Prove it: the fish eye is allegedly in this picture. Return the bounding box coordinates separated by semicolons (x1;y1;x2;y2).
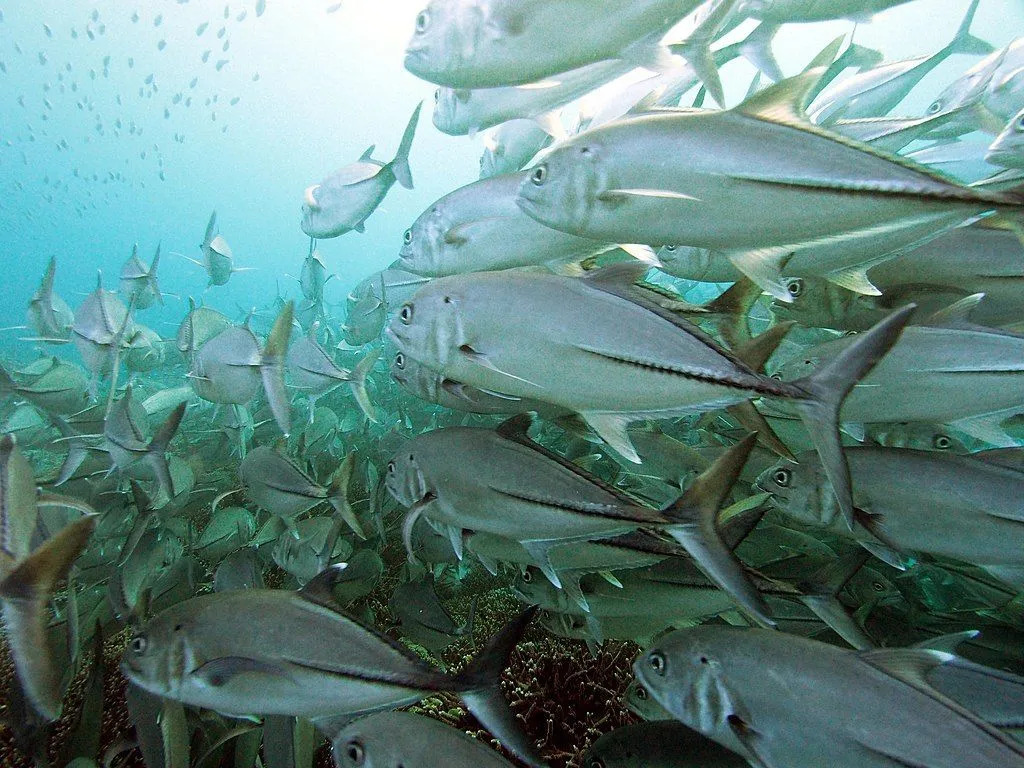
344;739;365;766
522;570;533;583
399;304;413;324
786;278;804;297
395;353;405;370
647;650;667;676
387;461;395;474
927;100;942;115
772;468;792;487
531;165;547;186
129;634;148;655
414;10;429;33
403;228;413;244
932;434;952;450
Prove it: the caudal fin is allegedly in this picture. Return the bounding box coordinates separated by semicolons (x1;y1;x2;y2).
792;305;915;531
0;515;96;720
391;103;421;190
261;301;295;436
662;434;775;628
453;606;546;768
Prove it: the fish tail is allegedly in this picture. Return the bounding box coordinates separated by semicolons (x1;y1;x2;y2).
145;402;186;500
662;434;776;628
390;102;421;191
261;301;294;436
328;453;367;539
0;515;96;721
452;606;546;768
791;304;915;531
349;347;381;424
949;0;993;57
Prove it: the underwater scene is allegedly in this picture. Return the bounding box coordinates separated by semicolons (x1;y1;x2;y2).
3;0;1024;766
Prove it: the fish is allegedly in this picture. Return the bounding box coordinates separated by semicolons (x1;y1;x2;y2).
332;711;515;768
516;68;1024;302
118;244;163;310
1;434;96;721
121;569;546;767
25;257;73;343
986;107;1024;169
386;414;777;626
188;301;293;434
582;721;748;767
238;445;364;538
287;326;378;422
634;625;1024;767
387;263;914;531
758;447;1024;587
301;104;421;239
397;172;604;277
479;120;552;178
404;0;703;89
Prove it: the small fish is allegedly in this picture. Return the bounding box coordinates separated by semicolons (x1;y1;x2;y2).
583;721;748;767
122;570;545;767
634;625;1024;768
332;711;515;768
301;104;421;239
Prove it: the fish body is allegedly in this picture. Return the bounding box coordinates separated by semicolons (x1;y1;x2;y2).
404;0;701;88
302;105;420;239
634;626;1024;768
398;173;600;276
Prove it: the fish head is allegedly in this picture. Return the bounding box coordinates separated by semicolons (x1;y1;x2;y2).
397;204;448;275
986;108;1024;170
385;443;430;507
385;279;466;371
121;604;196;698
431;86;474;135
516;141;610;235
755;456;831;527
404;1;476;83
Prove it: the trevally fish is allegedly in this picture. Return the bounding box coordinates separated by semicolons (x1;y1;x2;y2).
287;326;379;422
25;256;73;343
189;301;293;434
516;69;1024;302
386;415;777;626
987;106;1024;169
332;711;515;768
582;721;748;768
387;263;914;531
121;569;545;767
479;119;552;178
397;172;605;277
239;445;364;538
758;447;1024;587
301;104;420;239
1;434;96;720
404;0;704;89
118;244;163;310
634;625;1024;768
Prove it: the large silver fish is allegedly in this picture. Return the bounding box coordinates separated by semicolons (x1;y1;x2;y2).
398;172;603;277
189;302;293;434
25;256;73;343
121;571;545;767
118;244;163;310
387;263;914;531
332;711;515;768
757;447;1024;587
516;69;1024;301
634;625;1024;767
301;104;420;239
404;0;702;89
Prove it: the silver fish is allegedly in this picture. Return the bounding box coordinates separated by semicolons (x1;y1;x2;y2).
583;721;747;768
301;104;420;239
398;172;602;277
757;447;1024;587
388;263;914;531
517;69;1024;302
122;573;545;768
118;244;163;310
404;0;702;89
25;256;73;343
332;711;515;768
634;625;1024;767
